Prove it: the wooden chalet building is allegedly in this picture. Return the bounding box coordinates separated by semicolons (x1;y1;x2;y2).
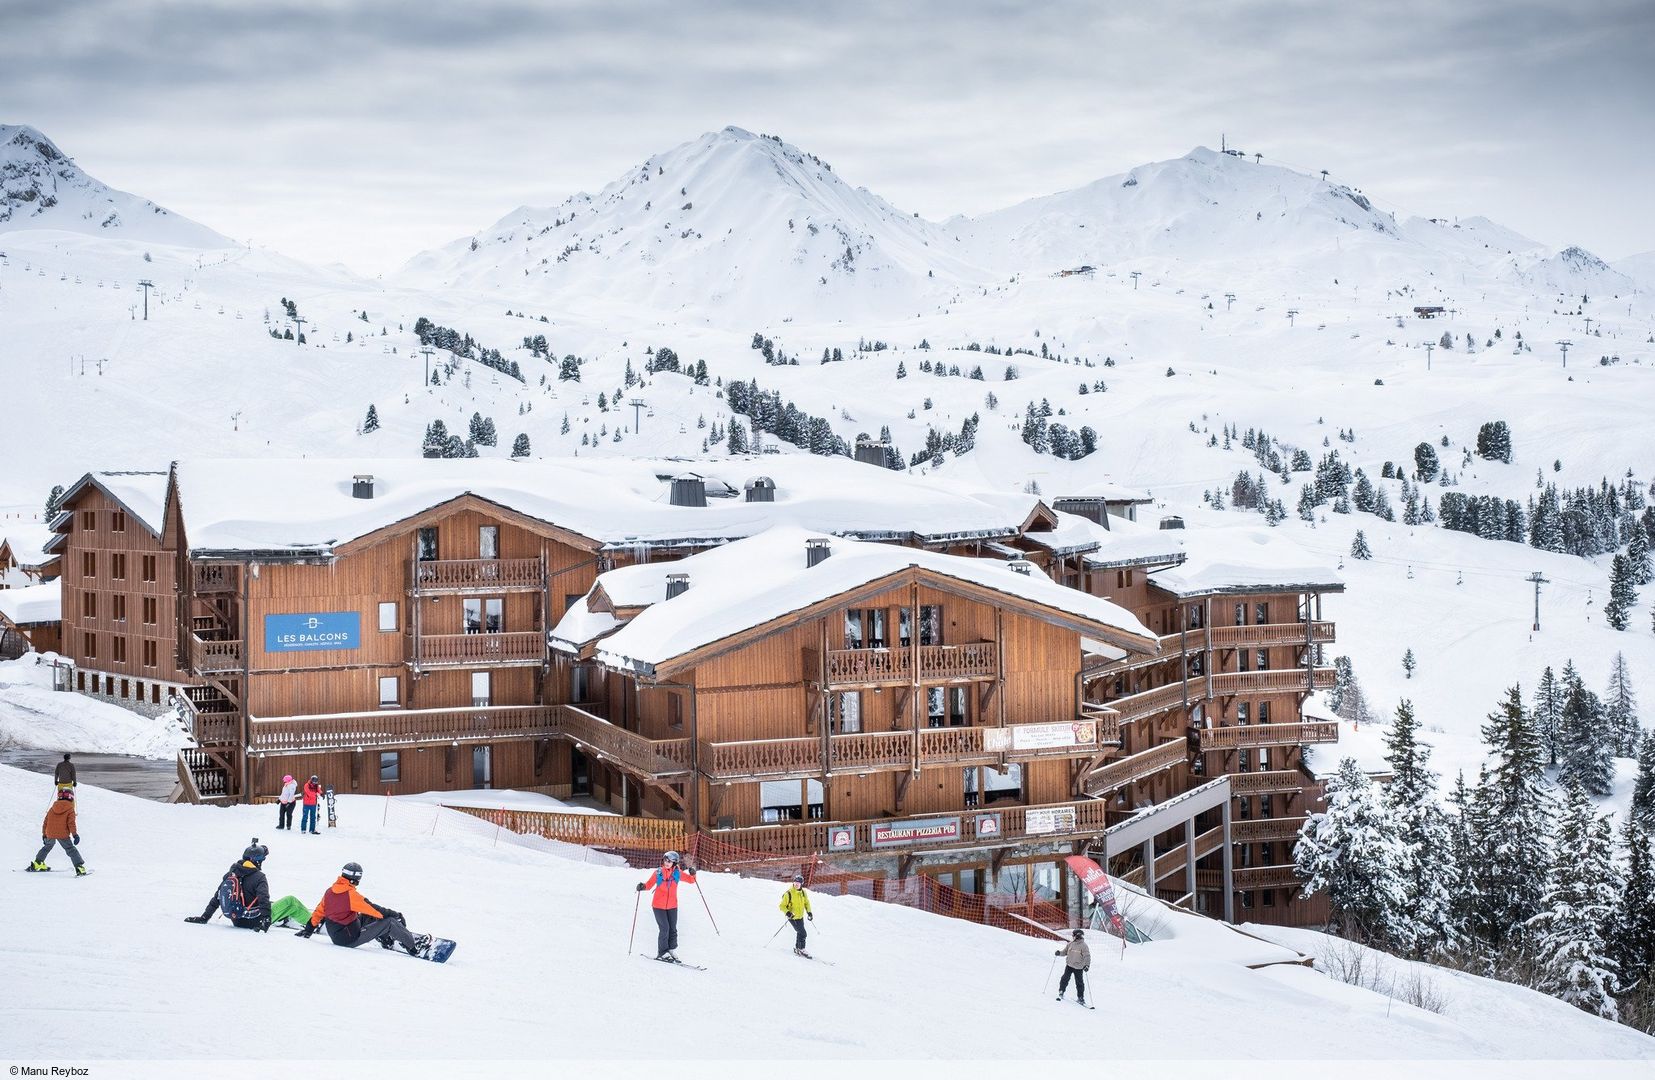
0;581;60;658
551;526;1177;903
0;524;57;588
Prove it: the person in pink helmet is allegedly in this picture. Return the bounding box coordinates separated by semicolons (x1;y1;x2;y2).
277;774;298;830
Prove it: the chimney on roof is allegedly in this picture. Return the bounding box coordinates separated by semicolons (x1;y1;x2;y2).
805;538;831;568
744;476;775;503
1158;515;1186;530
665;573;690;600
853;436;890;468
352;475;375;500
1006;559;1035;576
670;475;707;508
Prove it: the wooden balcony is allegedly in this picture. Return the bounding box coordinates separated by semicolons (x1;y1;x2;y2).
1226;770;1310;796
807;642;998;686
1210;667;1337;696
412;557;544;593
1103;678;1197;723
414;631;544;668
555;704;692;781
715;795;1114;858
191;634;243;674
192;563;237;593
249;704;561;754
1119;825;1227;887
1229;817;1309;843
1230;864;1303;890
1207;622;1336;648
1083;739;1188;796
1199;721;1340;751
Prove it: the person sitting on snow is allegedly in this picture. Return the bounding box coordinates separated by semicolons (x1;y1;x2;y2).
183;840;309;931
298;861;431;958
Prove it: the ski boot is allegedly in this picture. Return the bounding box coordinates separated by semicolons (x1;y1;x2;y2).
408;933;433;958
26;861;49;872
75;865;90;876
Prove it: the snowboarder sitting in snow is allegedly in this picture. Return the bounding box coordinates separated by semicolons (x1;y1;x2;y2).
186;841;274;931
27;787;87;875
1055;929;1091;1006
298;861;431;958
779;873;813;956
636;850;697;962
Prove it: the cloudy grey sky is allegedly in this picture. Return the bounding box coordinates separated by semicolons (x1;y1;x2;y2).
7;0;1652;272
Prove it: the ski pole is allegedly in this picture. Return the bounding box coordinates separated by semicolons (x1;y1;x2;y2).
767;921;788;947
628;890;641;954
1043;954;1060;995
693;878;721;936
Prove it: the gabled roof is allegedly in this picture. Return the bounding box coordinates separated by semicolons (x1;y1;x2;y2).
552;526;1157;679
166;456;1045;559
1149;522;1343;598
46;471;169;549
0;525;54;568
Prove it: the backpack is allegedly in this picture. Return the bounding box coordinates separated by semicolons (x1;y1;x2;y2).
218;869;251;920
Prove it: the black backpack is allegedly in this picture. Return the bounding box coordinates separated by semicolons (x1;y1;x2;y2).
218;868;253;919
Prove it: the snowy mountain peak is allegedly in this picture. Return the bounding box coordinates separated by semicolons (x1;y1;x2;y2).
0;122;231;247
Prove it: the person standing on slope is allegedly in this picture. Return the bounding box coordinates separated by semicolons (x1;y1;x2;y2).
54;753;76;790
298;862;431;957
27;787;87;874
299;775;322;834
636;850;697;962
186;842;274;931
1055;929;1091;1006
276;774;298;831
779;874;813;956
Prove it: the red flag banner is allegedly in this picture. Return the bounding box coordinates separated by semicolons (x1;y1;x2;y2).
1064;855;1128;944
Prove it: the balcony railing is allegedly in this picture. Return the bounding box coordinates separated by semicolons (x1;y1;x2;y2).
1210;667;1337;696
415;631;544;667
1119;825;1227;887
1226;770;1310;796
1199;721;1340;751
1207;622;1336;648
1229;817;1309;843
192;563;237;593
412;558;544;592
555;705;692;781
1229;864;1303;890
250;704;560;754
191;634;243;673
714;795;1114;858
1102;678;1198;723
1083;739;1188;796
809;642;998;686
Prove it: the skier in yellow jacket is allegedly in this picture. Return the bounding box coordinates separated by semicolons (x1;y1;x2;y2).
779;874;813;957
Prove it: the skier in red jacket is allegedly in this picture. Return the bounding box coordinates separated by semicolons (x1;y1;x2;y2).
636;850;697;962
299;775;322;835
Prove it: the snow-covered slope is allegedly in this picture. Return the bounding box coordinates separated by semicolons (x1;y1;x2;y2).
3;765;1648;1061
0;124;231;248
399;126;985;321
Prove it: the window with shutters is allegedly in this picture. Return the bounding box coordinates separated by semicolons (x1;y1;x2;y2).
83;552;96;578
142;554;157;582
112;636;127;663
111;510;127;533
82;592;97;619
111;594;127;622
142;640;157;667
142;597;158;625
111;553;126;580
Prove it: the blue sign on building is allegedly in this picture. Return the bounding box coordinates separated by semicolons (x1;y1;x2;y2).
264;612;361;653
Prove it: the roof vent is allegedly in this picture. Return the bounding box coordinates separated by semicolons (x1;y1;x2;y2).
805;538;831;568
1006;559;1035;576
352;475;375;500
1158;515;1186;531
665;573;690;599
670;475;707;508
744;476;776;503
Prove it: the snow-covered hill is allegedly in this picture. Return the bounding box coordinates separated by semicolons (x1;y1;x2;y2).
0;124;232;248
399;126;985;322
2;765;1648;1062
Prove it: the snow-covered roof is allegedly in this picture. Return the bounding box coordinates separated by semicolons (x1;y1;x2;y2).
1020;512;1103;557
554;526;1156;677
1053;479;1154;504
1078;515;1187;569
0;580;60;625
170;457;1040;557
47;471;169;546
1149;524;1342;598
0;525;54;568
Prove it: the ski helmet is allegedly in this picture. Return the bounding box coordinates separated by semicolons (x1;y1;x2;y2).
663;850;681;864
243;843;269;865
793;874;804;885
341;862;363;884
1072;928;1085;939
56;788;74;801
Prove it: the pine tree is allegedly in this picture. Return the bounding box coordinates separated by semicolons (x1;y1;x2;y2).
560;414;571;436
1402;648;1416;680
1632;733;1655;832
1628;525;1653;586
511;433;530;458
1612;819;1655;997
362;405;380;433
1528;781;1622;1020
44;484;65;519
1559;662;1614;795
1414;442;1440;482
1350;530;1372;560
1534;666;1564;766
726;420;749;454
1294;758;1411;946
1469;685;1553;951
1605;652;1640;756
1605;554;1636;630
1384;700;1460;956
421;420;448;459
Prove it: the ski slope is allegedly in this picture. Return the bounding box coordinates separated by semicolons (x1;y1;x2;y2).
1;764;1649;1065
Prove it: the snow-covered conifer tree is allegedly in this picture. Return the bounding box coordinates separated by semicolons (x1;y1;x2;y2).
1605;653;1639;756
1350;530;1372;560
1534;665;1564;766
1295;758;1411;946
1384;700;1460;955
1528;781;1621;1020
1559;663;1614;796
1468;686;1553;950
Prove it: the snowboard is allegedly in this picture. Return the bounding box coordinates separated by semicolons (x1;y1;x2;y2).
640;953;706;971
421;937;458;964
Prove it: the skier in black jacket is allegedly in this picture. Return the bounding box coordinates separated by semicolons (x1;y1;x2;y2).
185;842;272;931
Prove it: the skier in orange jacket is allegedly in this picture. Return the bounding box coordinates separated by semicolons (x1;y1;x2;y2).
636;850;697;962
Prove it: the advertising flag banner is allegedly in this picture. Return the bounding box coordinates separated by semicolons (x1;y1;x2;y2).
1064;854;1129;947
